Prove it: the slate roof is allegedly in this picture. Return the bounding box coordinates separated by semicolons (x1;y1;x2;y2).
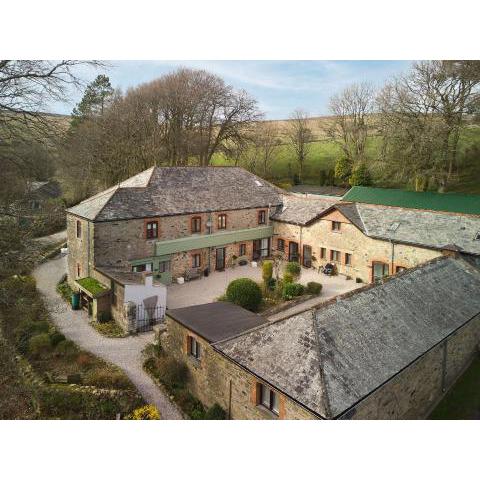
67;166;283;221
270;195;338;226
343;186;480;216
335;203;480;255
167;302;268;344
215;256;480;418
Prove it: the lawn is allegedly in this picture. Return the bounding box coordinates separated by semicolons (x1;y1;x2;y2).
429;355;480;420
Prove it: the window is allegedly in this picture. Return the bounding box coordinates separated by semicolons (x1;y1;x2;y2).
320;247;326;259
146;221;158;239
191;216;201;233
188;336;201;360
303;245;312;268
258;210;266;225
239;243;246;256
259;383;279;415
76;263;81;278
331;221;341;232
192;253;201;268
132;263;152;273
373;262;390;282
345;253;352;265
218;213;227;230
277;238;285;252
158;261;170;273
330;250;341;262
76;220;82;238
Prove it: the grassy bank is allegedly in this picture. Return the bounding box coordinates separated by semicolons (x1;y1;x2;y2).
0;275;144;419
429;356;480;420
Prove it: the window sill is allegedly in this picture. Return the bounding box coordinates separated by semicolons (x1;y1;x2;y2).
256;404;279;419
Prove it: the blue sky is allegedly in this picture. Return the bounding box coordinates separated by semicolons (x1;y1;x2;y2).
55;60;412;120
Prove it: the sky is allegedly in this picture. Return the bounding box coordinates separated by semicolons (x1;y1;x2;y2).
52;60;412;120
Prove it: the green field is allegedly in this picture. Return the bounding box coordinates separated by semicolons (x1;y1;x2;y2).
212;124;480;193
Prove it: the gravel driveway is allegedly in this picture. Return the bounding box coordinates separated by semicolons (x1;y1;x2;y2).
33;254;183;420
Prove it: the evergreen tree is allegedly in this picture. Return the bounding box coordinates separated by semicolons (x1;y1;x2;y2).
71;74;113;126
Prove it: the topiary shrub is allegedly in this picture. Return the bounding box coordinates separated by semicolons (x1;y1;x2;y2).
285;261;301;279
282;282;305;300
205;403;227;420
49;331;66;347
126;404;161;420
225;278;262;312
306;282;322;295
28;333;52;358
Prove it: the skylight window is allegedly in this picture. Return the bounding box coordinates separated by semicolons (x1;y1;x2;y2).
255;180;263;187
388;222;400;232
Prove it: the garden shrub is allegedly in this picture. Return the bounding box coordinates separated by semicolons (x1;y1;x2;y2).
283;272;293;284
49;331;66;347
306;282;322;295
15;319;50;354
282;282;305;300
84;367;132;390
285;261;301;279
226;278;262;312
205;403;227;420
126;404;161;420
266;277;276;291
156;357;189;389
262;261;273;285
28;333;52;358
54;339;77;358
56;280;73;303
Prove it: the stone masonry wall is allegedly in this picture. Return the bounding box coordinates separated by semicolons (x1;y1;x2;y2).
67;214;95;287
162;316;316;420
92;207;268;274
273;210;441;283
342;313;480;419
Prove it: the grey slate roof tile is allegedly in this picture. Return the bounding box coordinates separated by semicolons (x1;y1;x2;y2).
270;195;338;226
215;256;480;418
66;166;283;221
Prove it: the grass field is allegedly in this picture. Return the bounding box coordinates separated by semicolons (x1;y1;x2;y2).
429;356;480;420
213;122;480;193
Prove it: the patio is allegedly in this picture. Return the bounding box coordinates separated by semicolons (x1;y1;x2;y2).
166;262;362;311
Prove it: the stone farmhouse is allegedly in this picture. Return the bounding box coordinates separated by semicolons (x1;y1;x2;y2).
163;256;480;419
66;166;480;332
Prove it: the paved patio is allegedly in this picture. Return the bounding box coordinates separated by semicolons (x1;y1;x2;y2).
166;263;362;310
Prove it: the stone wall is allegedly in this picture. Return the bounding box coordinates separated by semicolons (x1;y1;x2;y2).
162;315;316;420
341;313;480;419
93;207;267;268
272;209;441;283
67;214;95;287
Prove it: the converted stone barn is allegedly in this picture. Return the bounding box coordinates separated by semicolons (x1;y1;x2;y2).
163;256;480;419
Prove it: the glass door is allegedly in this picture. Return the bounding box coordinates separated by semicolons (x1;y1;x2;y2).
216;247;226;270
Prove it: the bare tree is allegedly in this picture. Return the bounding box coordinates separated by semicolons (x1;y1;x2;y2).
325;82;376;182
285;109;313;183
255;122;280;177
377;61;480;191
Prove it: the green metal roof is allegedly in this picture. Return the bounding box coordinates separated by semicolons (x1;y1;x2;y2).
343;186;480;216
155;225;273;256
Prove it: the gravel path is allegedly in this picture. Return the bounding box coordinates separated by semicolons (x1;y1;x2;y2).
32;254;183;420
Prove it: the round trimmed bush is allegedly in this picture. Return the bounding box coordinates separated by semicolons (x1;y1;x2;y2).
282;282;305;300
285;261;301;279
28;333;52;357
225;278;262;312
306;282;322;295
